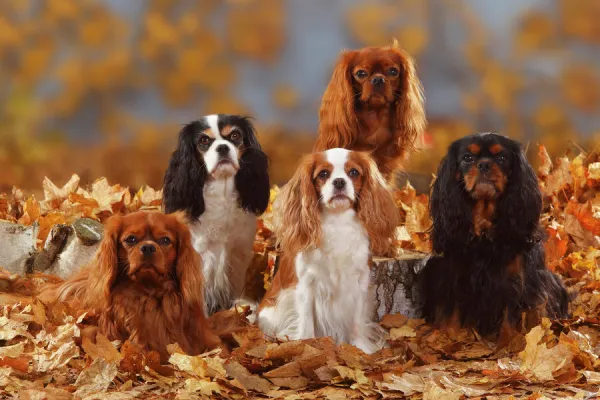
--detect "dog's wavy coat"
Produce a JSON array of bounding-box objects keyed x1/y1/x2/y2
[
  {"x1": 163, "y1": 114, "x2": 270, "y2": 315},
  {"x1": 258, "y1": 148, "x2": 398, "y2": 354},
  {"x1": 422, "y1": 132, "x2": 569, "y2": 336},
  {"x1": 313, "y1": 42, "x2": 426, "y2": 181},
  {"x1": 42, "y1": 211, "x2": 221, "y2": 361}
]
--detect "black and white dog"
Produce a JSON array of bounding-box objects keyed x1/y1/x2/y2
[{"x1": 163, "y1": 114, "x2": 270, "y2": 315}]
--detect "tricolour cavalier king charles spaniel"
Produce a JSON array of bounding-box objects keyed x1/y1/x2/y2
[
  {"x1": 257, "y1": 148, "x2": 399, "y2": 354},
  {"x1": 422, "y1": 132, "x2": 569, "y2": 336},
  {"x1": 163, "y1": 114, "x2": 270, "y2": 315},
  {"x1": 42, "y1": 211, "x2": 221, "y2": 362},
  {"x1": 313, "y1": 42, "x2": 426, "y2": 181}
]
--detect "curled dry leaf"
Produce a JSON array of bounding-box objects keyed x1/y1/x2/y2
[{"x1": 74, "y1": 357, "x2": 118, "y2": 397}]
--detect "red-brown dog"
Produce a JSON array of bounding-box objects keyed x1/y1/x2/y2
[
  {"x1": 314, "y1": 42, "x2": 426, "y2": 181},
  {"x1": 40, "y1": 211, "x2": 221, "y2": 361}
]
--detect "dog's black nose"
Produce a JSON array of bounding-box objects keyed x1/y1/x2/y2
[
  {"x1": 371, "y1": 76, "x2": 385, "y2": 86},
  {"x1": 140, "y1": 243, "x2": 156, "y2": 256},
  {"x1": 216, "y1": 144, "x2": 230, "y2": 156},
  {"x1": 477, "y1": 160, "x2": 491, "y2": 173},
  {"x1": 333, "y1": 178, "x2": 346, "y2": 189}
]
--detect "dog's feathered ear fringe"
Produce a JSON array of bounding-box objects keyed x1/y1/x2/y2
[
  {"x1": 429, "y1": 142, "x2": 472, "y2": 253},
  {"x1": 314, "y1": 50, "x2": 360, "y2": 151},
  {"x1": 235, "y1": 118, "x2": 271, "y2": 215},
  {"x1": 163, "y1": 122, "x2": 207, "y2": 220},
  {"x1": 496, "y1": 143, "x2": 543, "y2": 245}
]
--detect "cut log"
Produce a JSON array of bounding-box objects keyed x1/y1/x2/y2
[
  {"x1": 0, "y1": 221, "x2": 38, "y2": 274},
  {"x1": 370, "y1": 252, "x2": 429, "y2": 319},
  {"x1": 25, "y1": 218, "x2": 103, "y2": 279}
]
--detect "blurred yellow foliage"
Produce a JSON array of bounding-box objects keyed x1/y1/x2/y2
[{"x1": 0, "y1": 0, "x2": 598, "y2": 193}]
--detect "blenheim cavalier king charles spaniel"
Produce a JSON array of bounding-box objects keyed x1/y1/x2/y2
[
  {"x1": 257, "y1": 148, "x2": 398, "y2": 354},
  {"x1": 42, "y1": 211, "x2": 221, "y2": 361},
  {"x1": 313, "y1": 42, "x2": 426, "y2": 181},
  {"x1": 422, "y1": 133, "x2": 569, "y2": 336},
  {"x1": 163, "y1": 114, "x2": 270, "y2": 315}
]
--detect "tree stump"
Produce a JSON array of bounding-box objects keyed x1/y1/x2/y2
[
  {"x1": 0, "y1": 221, "x2": 38, "y2": 273},
  {"x1": 25, "y1": 218, "x2": 103, "y2": 278},
  {"x1": 370, "y1": 252, "x2": 429, "y2": 319}
]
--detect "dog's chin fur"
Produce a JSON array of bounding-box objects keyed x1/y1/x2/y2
[
  {"x1": 326, "y1": 196, "x2": 353, "y2": 211},
  {"x1": 471, "y1": 181, "x2": 498, "y2": 200},
  {"x1": 210, "y1": 162, "x2": 238, "y2": 179}
]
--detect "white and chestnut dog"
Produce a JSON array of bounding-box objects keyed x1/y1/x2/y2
[
  {"x1": 163, "y1": 114, "x2": 270, "y2": 315},
  {"x1": 257, "y1": 148, "x2": 398, "y2": 353}
]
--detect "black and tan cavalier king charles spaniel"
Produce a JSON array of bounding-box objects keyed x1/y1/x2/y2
[
  {"x1": 163, "y1": 114, "x2": 270, "y2": 315},
  {"x1": 422, "y1": 132, "x2": 569, "y2": 336}
]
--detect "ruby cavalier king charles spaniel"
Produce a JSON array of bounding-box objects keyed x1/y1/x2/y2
[
  {"x1": 257, "y1": 148, "x2": 399, "y2": 354},
  {"x1": 313, "y1": 42, "x2": 426, "y2": 181},
  {"x1": 422, "y1": 132, "x2": 569, "y2": 336},
  {"x1": 42, "y1": 211, "x2": 221, "y2": 362}
]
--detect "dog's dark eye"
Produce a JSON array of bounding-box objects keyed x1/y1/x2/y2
[
  {"x1": 124, "y1": 235, "x2": 137, "y2": 244},
  {"x1": 462, "y1": 154, "x2": 475, "y2": 164},
  {"x1": 158, "y1": 237, "x2": 172, "y2": 246},
  {"x1": 355, "y1": 70, "x2": 367, "y2": 79},
  {"x1": 348, "y1": 168, "x2": 360, "y2": 178},
  {"x1": 229, "y1": 131, "x2": 241, "y2": 141},
  {"x1": 387, "y1": 67, "x2": 399, "y2": 77},
  {"x1": 496, "y1": 155, "x2": 507, "y2": 164},
  {"x1": 318, "y1": 170, "x2": 330, "y2": 179},
  {"x1": 199, "y1": 135, "x2": 211, "y2": 145}
]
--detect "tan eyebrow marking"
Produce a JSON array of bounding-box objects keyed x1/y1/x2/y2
[
  {"x1": 202, "y1": 128, "x2": 216, "y2": 138},
  {"x1": 221, "y1": 125, "x2": 236, "y2": 136},
  {"x1": 489, "y1": 144, "x2": 504, "y2": 155},
  {"x1": 468, "y1": 143, "x2": 481, "y2": 154}
]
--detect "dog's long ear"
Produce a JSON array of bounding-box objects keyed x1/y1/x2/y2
[
  {"x1": 235, "y1": 118, "x2": 270, "y2": 215},
  {"x1": 163, "y1": 122, "x2": 207, "y2": 220},
  {"x1": 356, "y1": 154, "x2": 399, "y2": 256},
  {"x1": 171, "y1": 212, "x2": 205, "y2": 312},
  {"x1": 314, "y1": 50, "x2": 359, "y2": 151},
  {"x1": 390, "y1": 44, "x2": 426, "y2": 156},
  {"x1": 497, "y1": 143, "x2": 542, "y2": 243},
  {"x1": 276, "y1": 155, "x2": 320, "y2": 254},
  {"x1": 429, "y1": 143, "x2": 472, "y2": 253},
  {"x1": 84, "y1": 214, "x2": 122, "y2": 308}
]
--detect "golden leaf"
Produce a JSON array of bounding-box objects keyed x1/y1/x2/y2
[
  {"x1": 40, "y1": 174, "x2": 80, "y2": 212},
  {"x1": 560, "y1": 64, "x2": 600, "y2": 113},
  {"x1": 346, "y1": 4, "x2": 397, "y2": 46},
  {"x1": 272, "y1": 84, "x2": 299, "y2": 109},
  {"x1": 515, "y1": 11, "x2": 557, "y2": 54},
  {"x1": 393, "y1": 26, "x2": 428, "y2": 57},
  {"x1": 226, "y1": 0, "x2": 286, "y2": 62}
]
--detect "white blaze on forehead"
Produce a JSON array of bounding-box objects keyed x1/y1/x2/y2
[
  {"x1": 322, "y1": 148, "x2": 355, "y2": 204},
  {"x1": 204, "y1": 114, "x2": 222, "y2": 139},
  {"x1": 201, "y1": 114, "x2": 239, "y2": 175},
  {"x1": 325, "y1": 148, "x2": 350, "y2": 177}
]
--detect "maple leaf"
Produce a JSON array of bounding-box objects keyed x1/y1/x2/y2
[
  {"x1": 542, "y1": 156, "x2": 573, "y2": 197},
  {"x1": 182, "y1": 378, "x2": 223, "y2": 396},
  {"x1": 519, "y1": 323, "x2": 576, "y2": 382},
  {"x1": 74, "y1": 357, "x2": 118, "y2": 397},
  {"x1": 566, "y1": 200, "x2": 600, "y2": 235},
  {"x1": 538, "y1": 144, "x2": 553, "y2": 177},
  {"x1": 168, "y1": 349, "x2": 226, "y2": 379},
  {"x1": 40, "y1": 174, "x2": 80, "y2": 212},
  {"x1": 76, "y1": 177, "x2": 130, "y2": 216}
]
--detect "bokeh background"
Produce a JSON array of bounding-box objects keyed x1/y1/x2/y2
[{"x1": 1, "y1": 0, "x2": 599, "y2": 195}]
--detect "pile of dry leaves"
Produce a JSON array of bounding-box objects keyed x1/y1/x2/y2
[{"x1": 1, "y1": 146, "x2": 600, "y2": 399}]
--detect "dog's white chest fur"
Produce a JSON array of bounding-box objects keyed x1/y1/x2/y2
[
  {"x1": 188, "y1": 176, "x2": 256, "y2": 314},
  {"x1": 258, "y1": 209, "x2": 382, "y2": 353}
]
